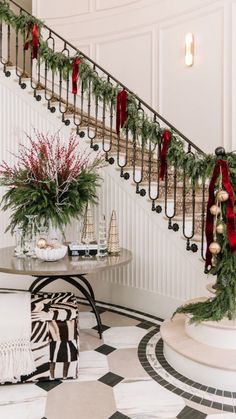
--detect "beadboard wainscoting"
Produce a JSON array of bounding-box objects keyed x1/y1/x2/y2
[{"x1": 0, "y1": 70, "x2": 210, "y2": 319}]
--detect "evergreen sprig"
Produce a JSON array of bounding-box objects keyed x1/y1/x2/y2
[{"x1": 0, "y1": 132, "x2": 103, "y2": 233}]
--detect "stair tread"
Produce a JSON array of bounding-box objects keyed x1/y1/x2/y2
[{"x1": 161, "y1": 313, "x2": 236, "y2": 371}]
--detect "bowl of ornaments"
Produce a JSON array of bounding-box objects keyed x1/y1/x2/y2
[{"x1": 35, "y1": 238, "x2": 67, "y2": 261}]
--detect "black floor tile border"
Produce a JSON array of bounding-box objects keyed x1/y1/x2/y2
[
  {"x1": 137, "y1": 328, "x2": 236, "y2": 412},
  {"x1": 77, "y1": 297, "x2": 163, "y2": 324}
]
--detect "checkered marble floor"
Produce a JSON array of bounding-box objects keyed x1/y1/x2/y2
[{"x1": 1, "y1": 301, "x2": 236, "y2": 419}]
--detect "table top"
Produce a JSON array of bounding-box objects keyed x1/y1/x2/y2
[{"x1": 0, "y1": 246, "x2": 132, "y2": 277}]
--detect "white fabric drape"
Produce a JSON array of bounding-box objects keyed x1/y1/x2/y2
[{"x1": 0, "y1": 290, "x2": 35, "y2": 382}]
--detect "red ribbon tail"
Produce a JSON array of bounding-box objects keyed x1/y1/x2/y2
[
  {"x1": 32, "y1": 23, "x2": 38, "y2": 59},
  {"x1": 116, "y1": 90, "x2": 127, "y2": 135},
  {"x1": 72, "y1": 58, "x2": 80, "y2": 95},
  {"x1": 221, "y1": 161, "x2": 236, "y2": 252},
  {"x1": 159, "y1": 130, "x2": 171, "y2": 180}
]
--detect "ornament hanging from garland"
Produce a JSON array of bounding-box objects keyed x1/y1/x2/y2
[
  {"x1": 216, "y1": 190, "x2": 229, "y2": 202},
  {"x1": 205, "y1": 159, "x2": 236, "y2": 270},
  {"x1": 209, "y1": 204, "x2": 221, "y2": 216},
  {"x1": 216, "y1": 222, "x2": 225, "y2": 234},
  {"x1": 116, "y1": 89, "x2": 127, "y2": 135}
]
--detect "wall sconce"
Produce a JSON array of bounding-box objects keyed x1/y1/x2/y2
[{"x1": 185, "y1": 33, "x2": 194, "y2": 67}]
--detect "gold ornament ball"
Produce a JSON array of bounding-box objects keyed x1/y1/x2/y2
[
  {"x1": 209, "y1": 241, "x2": 221, "y2": 255},
  {"x1": 216, "y1": 223, "x2": 225, "y2": 234},
  {"x1": 210, "y1": 205, "x2": 221, "y2": 216},
  {"x1": 37, "y1": 238, "x2": 47, "y2": 249},
  {"x1": 217, "y1": 190, "x2": 229, "y2": 202}
]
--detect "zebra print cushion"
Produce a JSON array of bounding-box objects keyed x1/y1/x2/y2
[{"x1": 22, "y1": 292, "x2": 79, "y2": 382}]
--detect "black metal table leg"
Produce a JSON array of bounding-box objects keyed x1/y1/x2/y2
[
  {"x1": 77, "y1": 274, "x2": 95, "y2": 300},
  {"x1": 29, "y1": 276, "x2": 50, "y2": 292}
]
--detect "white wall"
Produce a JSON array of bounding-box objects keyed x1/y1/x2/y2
[
  {"x1": 32, "y1": 0, "x2": 235, "y2": 152},
  {"x1": 0, "y1": 69, "x2": 211, "y2": 319}
]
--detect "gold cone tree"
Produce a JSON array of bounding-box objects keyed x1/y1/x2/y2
[
  {"x1": 108, "y1": 210, "x2": 120, "y2": 255},
  {"x1": 81, "y1": 203, "x2": 96, "y2": 244}
]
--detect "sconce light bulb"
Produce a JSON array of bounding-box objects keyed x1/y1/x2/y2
[{"x1": 185, "y1": 33, "x2": 194, "y2": 67}]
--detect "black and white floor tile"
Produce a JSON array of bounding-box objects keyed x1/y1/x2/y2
[{"x1": 1, "y1": 300, "x2": 236, "y2": 419}]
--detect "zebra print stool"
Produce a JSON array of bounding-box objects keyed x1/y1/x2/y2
[{"x1": 22, "y1": 292, "x2": 79, "y2": 382}]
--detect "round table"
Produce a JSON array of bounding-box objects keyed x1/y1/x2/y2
[{"x1": 0, "y1": 246, "x2": 132, "y2": 338}]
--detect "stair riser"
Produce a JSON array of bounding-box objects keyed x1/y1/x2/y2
[{"x1": 164, "y1": 343, "x2": 236, "y2": 392}]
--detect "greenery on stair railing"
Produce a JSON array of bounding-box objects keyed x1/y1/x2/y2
[
  {"x1": 2, "y1": 0, "x2": 236, "y2": 324},
  {"x1": 0, "y1": 0, "x2": 207, "y2": 171}
]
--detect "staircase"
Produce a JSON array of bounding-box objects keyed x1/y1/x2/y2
[{"x1": 0, "y1": 0, "x2": 210, "y2": 267}]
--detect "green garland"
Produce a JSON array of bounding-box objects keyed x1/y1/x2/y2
[
  {"x1": 2, "y1": 1, "x2": 236, "y2": 323},
  {"x1": 0, "y1": 0, "x2": 209, "y2": 173}
]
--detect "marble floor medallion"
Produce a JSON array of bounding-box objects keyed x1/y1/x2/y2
[{"x1": 1, "y1": 300, "x2": 235, "y2": 419}]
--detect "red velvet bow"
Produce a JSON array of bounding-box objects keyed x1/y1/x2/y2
[
  {"x1": 205, "y1": 159, "x2": 236, "y2": 269},
  {"x1": 159, "y1": 130, "x2": 171, "y2": 180},
  {"x1": 72, "y1": 57, "x2": 80, "y2": 95},
  {"x1": 116, "y1": 90, "x2": 127, "y2": 135},
  {"x1": 24, "y1": 22, "x2": 38, "y2": 59}
]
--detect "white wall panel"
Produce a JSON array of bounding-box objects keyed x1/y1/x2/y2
[
  {"x1": 33, "y1": 0, "x2": 90, "y2": 20},
  {"x1": 96, "y1": 31, "x2": 153, "y2": 104},
  {"x1": 159, "y1": 8, "x2": 223, "y2": 152},
  {"x1": 95, "y1": 0, "x2": 141, "y2": 11}
]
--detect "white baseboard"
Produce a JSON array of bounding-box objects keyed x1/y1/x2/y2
[{"x1": 87, "y1": 276, "x2": 183, "y2": 320}]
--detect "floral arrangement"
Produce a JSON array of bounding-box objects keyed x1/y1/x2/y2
[{"x1": 0, "y1": 132, "x2": 103, "y2": 233}]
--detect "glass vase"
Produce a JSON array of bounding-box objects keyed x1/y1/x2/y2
[{"x1": 24, "y1": 215, "x2": 38, "y2": 258}]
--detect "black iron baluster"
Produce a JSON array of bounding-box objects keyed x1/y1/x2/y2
[
  {"x1": 29, "y1": 39, "x2": 38, "y2": 99},
  {"x1": 58, "y1": 42, "x2": 70, "y2": 125},
  {"x1": 80, "y1": 80, "x2": 85, "y2": 129},
  {"x1": 148, "y1": 116, "x2": 160, "y2": 211},
  {"x1": 133, "y1": 103, "x2": 145, "y2": 196},
  {"x1": 118, "y1": 127, "x2": 129, "y2": 179},
  {"x1": 101, "y1": 85, "x2": 107, "y2": 160},
  {"x1": 182, "y1": 145, "x2": 198, "y2": 252},
  {"x1": 164, "y1": 159, "x2": 179, "y2": 232},
  {"x1": 201, "y1": 180, "x2": 206, "y2": 261},
  {"x1": 15, "y1": 25, "x2": 21, "y2": 82},
  {"x1": 108, "y1": 79, "x2": 114, "y2": 165},
  {"x1": 139, "y1": 106, "x2": 146, "y2": 197},
  {"x1": 87, "y1": 89, "x2": 99, "y2": 146},
  {"x1": 44, "y1": 31, "x2": 55, "y2": 112},
  {"x1": 72, "y1": 69, "x2": 85, "y2": 137},
  {"x1": 0, "y1": 23, "x2": 2, "y2": 64},
  {"x1": 101, "y1": 77, "x2": 114, "y2": 165},
  {"x1": 4, "y1": 24, "x2": 11, "y2": 76},
  {"x1": 19, "y1": 24, "x2": 27, "y2": 89},
  {"x1": 87, "y1": 73, "x2": 99, "y2": 151}
]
